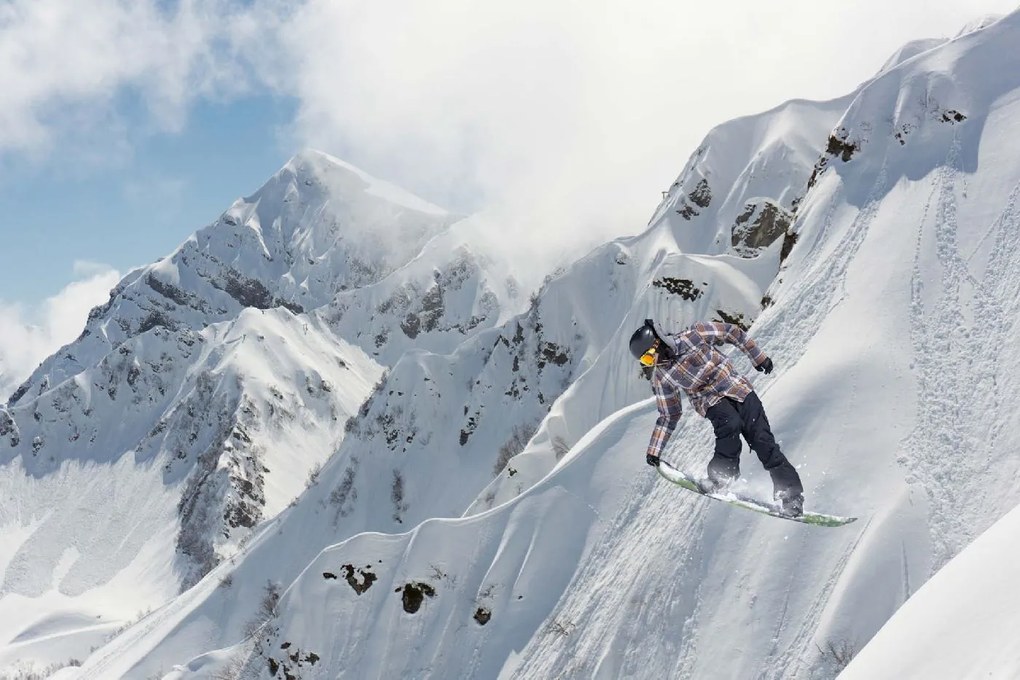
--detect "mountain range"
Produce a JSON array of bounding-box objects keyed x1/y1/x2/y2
[{"x1": 4, "y1": 10, "x2": 1020, "y2": 679}]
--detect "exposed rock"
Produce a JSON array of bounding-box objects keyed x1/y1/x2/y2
[
  {"x1": 689, "y1": 178, "x2": 712, "y2": 208},
  {"x1": 732, "y1": 200, "x2": 793, "y2": 256},
  {"x1": 653, "y1": 277, "x2": 703, "y2": 301},
  {"x1": 780, "y1": 230, "x2": 800, "y2": 265},
  {"x1": 825, "y1": 129, "x2": 859, "y2": 162},
  {"x1": 713, "y1": 310, "x2": 750, "y2": 331},
  {"x1": 940, "y1": 109, "x2": 966, "y2": 123},
  {"x1": 341, "y1": 564, "x2": 378, "y2": 595},
  {"x1": 676, "y1": 179, "x2": 712, "y2": 220},
  {"x1": 808, "y1": 127, "x2": 859, "y2": 190},
  {"x1": 396, "y1": 581, "x2": 436, "y2": 613},
  {"x1": 0, "y1": 409, "x2": 19, "y2": 447},
  {"x1": 267, "y1": 646, "x2": 321, "y2": 679},
  {"x1": 146, "y1": 274, "x2": 206, "y2": 311},
  {"x1": 219, "y1": 268, "x2": 274, "y2": 309}
]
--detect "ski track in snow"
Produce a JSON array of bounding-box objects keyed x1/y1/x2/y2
[
  {"x1": 755, "y1": 160, "x2": 889, "y2": 383},
  {"x1": 764, "y1": 517, "x2": 874, "y2": 680},
  {"x1": 506, "y1": 430, "x2": 869, "y2": 680},
  {"x1": 904, "y1": 133, "x2": 1020, "y2": 570},
  {"x1": 900, "y1": 540, "x2": 912, "y2": 602},
  {"x1": 505, "y1": 453, "x2": 712, "y2": 680}
]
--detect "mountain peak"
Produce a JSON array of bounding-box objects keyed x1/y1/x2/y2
[
  {"x1": 277, "y1": 149, "x2": 448, "y2": 217},
  {"x1": 877, "y1": 38, "x2": 947, "y2": 74},
  {"x1": 956, "y1": 14, "x2": 1003, "y2": 37}
]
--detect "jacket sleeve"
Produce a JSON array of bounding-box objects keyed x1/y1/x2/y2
[
  {"x1": 693, "y1": 321, "x2": 767, "y2": 368},
  {"x1": 647, "y1": 376, "x2": 683, "y2": 459}
]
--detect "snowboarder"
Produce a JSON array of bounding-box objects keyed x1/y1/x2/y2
[{"x1": 629, "y1": 319, "x2": 804, "y2": 517}]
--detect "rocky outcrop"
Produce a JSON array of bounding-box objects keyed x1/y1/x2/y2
[
  {"x1": 732, "y1": 200, "x2": 794, "y2": 256},
  {"x1": 676, "y1": 178, "x2": 713, "y2": 220}
]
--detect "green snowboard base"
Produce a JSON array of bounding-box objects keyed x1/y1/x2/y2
[{"x1": 657, "y1": 460, "x2": 857, "y2": 528}]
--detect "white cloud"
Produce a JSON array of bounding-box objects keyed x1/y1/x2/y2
[
  {"x1": 2, "y1": 1, "x2": 1018, "y2": 294},
  {"x1": 263, "y1": 0, "x2": 1020, "y2": 281},
  {"x1": 0, "y1": 0, "x2": 271, "y2": 167},
  {"x1": 0, "y1": 263, "x2": 121, "y2": 398}
]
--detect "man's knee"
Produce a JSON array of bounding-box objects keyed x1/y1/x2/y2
[
  {"x1": 708, "y1": 404, "x2": 741, "y2": 439},
  {"x1": 714, "y1": 427, "x2": 741, "y2": 459}
]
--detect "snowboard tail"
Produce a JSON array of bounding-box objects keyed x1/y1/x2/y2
[{"x1": 656, "y1": 460, "x2": 857, "y2": 527}]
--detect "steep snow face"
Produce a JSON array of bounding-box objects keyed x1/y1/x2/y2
[
  {"x1": 877, "y1": 38, "x2": 947, "y2": 74},
  {"x1": 509, "y1": 14, "x2": 1020, "y2": 677},
  {"x1": 472, "y1": 92, "x2": 849, "y2": 514},
  {"x1": 0, "y1": 310, "x2": 383, "y2": 671},
  {"x1": 318, "y1": 215, "x2": 524, "y2": 367},
  {"x1": 68, "y1": 293, "x2": 587, "y2": 676},
  {"x1": 208, "y1": 150, "x2": 453, "y2": 308},
  {"x1": 468, "y1": 241, "x2": 784, "y2": 515},
  {"x1": 840, "y1": 502, "x2": 1020, "y2": 679},
  {"x1": 769, "y1": 9, "x2": 1020, "y2": 566},
  {"x1": 647, "y1": 95, "x2": 854, "y2": 257}
]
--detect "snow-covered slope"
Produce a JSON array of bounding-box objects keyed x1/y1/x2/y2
[
  {"x1": 839, "y1": 502, "x2": 1020, "y2": 679},
  {"x1": 11, "y1": 10, "x2": 1020, "y2": 680},
  {"x1": 48, "y1": 32, "x2": 864, "y2": 680},
  {"x1": 0, "y1": 152, "x2": 522, "y2": 674},
  {"x1": 0, "y1": 310, "x2": 381, "y2": 670},
  {"x1": 472, "y1": 88, "x2": 849, "y2": 509},
  {"x1": 317, "y1": 214, "x2": 524, "y2": 367}
]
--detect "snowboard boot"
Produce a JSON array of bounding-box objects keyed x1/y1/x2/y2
[
  {"x1": 700, "y1": 469, "x2": 737, "y2": 495},
  {"x1": 704, "y1": 456, "x2": 739, "y2": 495},
  {"x1": 776, "y1": 489, "x2": 804, "y2": 518}
]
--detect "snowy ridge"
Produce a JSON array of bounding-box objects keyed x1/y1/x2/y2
[
  {"x1": 474, "y1": 85, "x2": 851, "y2": 511},
  {"x1": 0, "y1": 308, "x2": 384, "y2": 671},
  {"x1": 87, "y1": 399, "x2": 650, "y2": 679},
  {"x1": 648, "y1": 94, "x2": 854, "y2": 256},
  {"x1": 318, "y1": 215, "x2": 523, "y2": 367}
]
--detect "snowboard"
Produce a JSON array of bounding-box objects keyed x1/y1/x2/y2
[{"x1": 656, "y1": 460, "x2": 857, "y2": 527}]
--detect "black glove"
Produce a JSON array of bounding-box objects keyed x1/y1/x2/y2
[
  {"x1": 756, "y1": 357, "x2": 774, "y2": 374},
  {"x1": 646, "y1": 453, "x2": 660, "y2": 467}
]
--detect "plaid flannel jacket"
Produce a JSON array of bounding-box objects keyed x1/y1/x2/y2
[{"x1": 646, "y1": 321, "x2": 769, "y2": 461}]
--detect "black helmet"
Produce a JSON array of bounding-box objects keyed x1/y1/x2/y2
[{"x1": 629, "y1": 319, "x2": 659, "y2": 361}]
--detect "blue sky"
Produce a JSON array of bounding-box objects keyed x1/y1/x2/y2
[
  {"x1": 1, "y1": 0, "x2": 1017, "y2": 393},
  {"x1": 1, "y1": 93, "x2": 296, "y2": 304}
]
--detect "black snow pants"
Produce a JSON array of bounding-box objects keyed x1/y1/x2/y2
[{"x1": 703, "y1": 391, "x2": 803, "y2": 497}]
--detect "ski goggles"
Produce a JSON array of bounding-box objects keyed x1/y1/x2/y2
[{"x1": 638, "y1": 345, "x2": 658, "y2": 367}]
